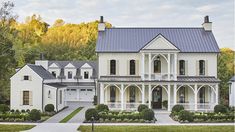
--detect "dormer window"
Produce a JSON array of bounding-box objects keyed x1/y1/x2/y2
[
  {"x1": 23, "y1": 76, "x2": 29, "y2": 80},
  {"x1": 68, "y1": 71, "x2": 72, "y2": 79},
  {"x1": 84, "y1": 71, "x2": 89, "y2": 79},
  {"x1": 51, "y1": 71, "x2": 56, "y2": 77}
]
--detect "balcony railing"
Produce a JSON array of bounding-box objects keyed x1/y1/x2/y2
[{"x1": 143, "y1": 73, "x2": 175, "y2": 80}]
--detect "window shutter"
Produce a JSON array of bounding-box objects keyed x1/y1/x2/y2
[
  {"x1": 185, "y1": 60, "x2": 188, "y2": 76},
  {"x1": 127, "y1": 60, "x2": 129, "y2": 75},
  {"x1": 196, "y1": 60, "x2": 199, "y2": 76},
  {"x1": 29, "y1": 91, "x2": 33, "y2": 106},
  {"x1": 205, "y1": 60, "x2": 208, "y2": 76},
  {"x1": 20, "y1": 91, "x2": 23, "y2": 105},
  {"x1": 107, "y1": 60, "x2": 110, "y2": 75},
  {"x1": 177, "y1": 61, "x2": 179, "y2": 75},
  {"x1": 136, "y1": 60, "x2": 139, "y2": 75},
  {"x1": 116, "y1": 60, "x2": 119, "y2": 75}
]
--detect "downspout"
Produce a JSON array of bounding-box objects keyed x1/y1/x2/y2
[
  {"x1": 42, "y1": 79, "x2": 44, "y2": 112},
  {"x1": 56, "y1": 88, "x2": 58, "y2": 112}
]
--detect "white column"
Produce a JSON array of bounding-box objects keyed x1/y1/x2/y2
[
  {"x1": 194, "y1": 84, "x2": 198, "y2": 111},
  {"x1": 168, "y1": 84, "x2": 171, "y2": 111},
  {"x1": 215, "y1": 84, "x2": 219, "y2": 105},
  {"x1": 168, "y1": 53, "x2": 171, "y2": 80},
  {"x1": 142, "y1": 84, "x2": 145, "y2": 104},
  {"x1": 142, "y1": 53, "x2": 145, "y2": 80},
  {"x1": 174, "y1": 84, "x2": 177, "y2": 105},
  {"x1": 148, "y1": 84, "x2": 151, "y2": 108},
  {"x1": 174, "y1": 53, "x2": 177, "y2": 80},
  {"x1": 121, "y1": 84, "x2": 124, "y2": 110},
  {"x1": 100, "y1": 83, "x2": 104, "y2": 104},
  {"x1": 148, "y1": 53, "x2": 151, "y2": 80}
]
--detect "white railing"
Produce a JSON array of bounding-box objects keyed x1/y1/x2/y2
[
  {"x1": 106, "y1": 102, "x2": 121, "y2": 110},
  {"x1": 143, "y1": 73, "x2": 175, "y2": 80},
  {"x1": 124, "y1": 103, "x2": 142, "y2": 110},
  {"x1": 177, "y1": 103, "x2": 195, "y2": 111},
  {"x1": 175, "y1": 103, "x2": 215, "y2": 111}
]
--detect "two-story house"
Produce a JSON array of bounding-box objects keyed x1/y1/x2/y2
[
  {"x1": 10, "y1": 59, "x2": 97, "y2": 111},
  {"x1": 96, "y1": 16, "x2": 220, "y2": 111}
]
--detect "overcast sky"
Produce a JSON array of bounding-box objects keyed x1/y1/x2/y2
[{"x1": 11, "y1": 0, "x2": 234, "y2": 50}]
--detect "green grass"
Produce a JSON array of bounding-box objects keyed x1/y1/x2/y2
[
  {"x1": 59, "y1": 107, "x2": 83, "y2": 123},
  {"x1": 78, "y1": 125, "x2": 234, "y2": 132},
  {"x1": 0, "y1": 124, "x2": 35, "y2": 132}
]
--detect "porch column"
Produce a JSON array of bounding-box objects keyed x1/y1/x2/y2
[
  {"x1": 148, "y1": 53, "x2": 151, "y2": 80},
  {"x1": 215, "y1": 84, "x2": 219, "y2": 105},
  {"x1": 100, "y1": 83, "x2": 104, "y2": 104},
  {"x1": 121, "y1": 84, "x2": 124, "y2": 110},
  {"x1": 148, "y1": 84, "x2": 151, "y2": 108},
  {"x1": 174, "y1": 53, "x2": 177, "y2": 80},
  {"x1": 173, "y1": 84, "x2": 177, "y2": 105},
  {"x1": 194, "y1": 84, "x2": 198, "y2": 111},
  {"x1": 142, "y1": 53, "x2": 145, "y2": 80},
  {"x1": 168, "y1": 53, "x2": 171, "y2": 80},
  {"x1": 168, "y1": 84, "x2": 171, "y2": 111},
  {"x1": 142, "y1": 84, "x2": 145, "y2": 104}
]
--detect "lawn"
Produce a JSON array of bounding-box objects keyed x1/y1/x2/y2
[
  {"x1": 0, "y1": 124, "x2": 35, "y2": 132},
  {"x1": 78, "y1": 125, "x2": 234, "y2": 132},
  {"x1": 59, "y1": 107, "x2": 83, "y2": 123}
]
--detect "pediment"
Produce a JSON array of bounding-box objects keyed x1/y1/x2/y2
[
  {"x1": 81, "y1": 63, "x2": 92, "y2": 69},
  {"x1": 142, "y1": 34, "x2": 179, "y2": 50},
  {"x1": 49, "y1": 63, "x2": 59, "y2": 68},
  {"x1": 65, "y1": 63, "x2": 75, "y2": 68}
]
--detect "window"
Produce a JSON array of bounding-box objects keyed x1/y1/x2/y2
[
  {"x1": 23, "y1": 76, "x2": 29, "y2": 80},
  {"x1": 179, "y1": 60, "x2": 185, "y2": 75},
  {"x1": 71, "y1": 89, "x2": 76, "y2": 91},
  {"x1": 110, "y1": 86, "x2": 116, "y2": 102},
  {"x1": 154, "y1": 59, "x2": 161, "y2": 73},
  {"x1": 68, "y1": 71, "x2": 72, "y2": 79},
  {"x1": 51, "y1": 71, "x2": 56, "y2": 77},
  {"x1": 179, "y1": 87, "x2": 185, "y2": 103},
  {"x1": 129, "y1": 87, "x2": 136, "y2": 102},
  {"x1": 110, "y1": 60, "x2": 116, "y2": 75},
  {"x1": 59, "y1": 90, "x2": 62, "y2": 104},
  {"x1": 84, "y1": 71, "x2": 89, "y2": 79},
  {"x1": 23, "y1": 91, "x2": 29, "y2": 105},
  {"x1": 130, "y1": 60, "x2": 136, "y2": 75},
  {"x1": 80, "y1": 89, "x2": 86, "y2": 91},
  {"x1": 48, "y1": 90, "x2": 51, "y2": 98},
  {"x1": 87, "y1": 89, "x2": 93, "y2": 91},
  {"x1": 199, "y1": 60, "x2": 205, "y2": 75},
  {"x1": 199, "y1": 87, "x2": 205, "y2": 103}
]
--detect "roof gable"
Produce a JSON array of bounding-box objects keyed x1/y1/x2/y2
[
  {"x1": 65, "y1": 63, "x2": 76, "y2": 68},
  {"x1": 81, "y1": 63, "x2": 92, "y2": 69},
  {"x1": 142, "y1": 34, "x2": 179, "y2": 50},
  {"x1": 49, "y1": 63, "x2": 60, "y2": 68}
]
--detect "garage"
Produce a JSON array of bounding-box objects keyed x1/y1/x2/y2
[
  {"x1": 79, "y1": 87, "x2": 95, "y2": 101},
  {"x1": 66, "y1": 88, "x2": 78, "y2": 101}
]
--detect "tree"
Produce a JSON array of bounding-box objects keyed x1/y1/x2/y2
[{"x1": 53, "y1": 19, "x2": 65, "y2": 27}]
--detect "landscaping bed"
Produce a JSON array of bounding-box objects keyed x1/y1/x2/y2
[{"x1": 84, "y1": 104, "x2": 156, "y2": 123}]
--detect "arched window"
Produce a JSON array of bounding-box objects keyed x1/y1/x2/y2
[
  {"x1": 130, "y1": 60, "x2": 136, "y2": 75},
  {"x1": 129, "y1": 87, "x2": 136, "y2": 102},
  {"x1": 110, "y1": 60, "x2": 116, "y2": 75},
  {"x1": 110, "y1": 86, "x2": 116, "y2": 102},
  {"x1": 48, "y1": 90, "x2": 51, "y2": 98},
  {"x1": 179, "y1": 60, "x2": 185, "y2": 75},
  {"x1": 154, "y1": 59, "x2": 161, "y2": 73},
  {"x1": 199, "y1": 60, "x2": 205, "y2": 75}
]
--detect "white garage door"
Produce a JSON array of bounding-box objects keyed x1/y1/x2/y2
[
  {"x1": 79, "y1": 88, "x2": 95, "y2": 101},
  {"x1": 66, "y1": 88, "x2": 77, "y2": 101}
]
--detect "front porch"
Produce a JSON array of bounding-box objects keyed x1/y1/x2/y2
[{"x1": 99, "y1": 79, "x2": 219, "y2": 112}]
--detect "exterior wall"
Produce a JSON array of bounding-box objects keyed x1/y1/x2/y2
[
  {"x1": 48, "y1": 68, "x2": 61, "y2": 79},
  {"x1": 64, "y1": 68, "x2": 77, "y2": 82},
  {"x1": 229, "y1": 82, "x2": 235, "y2": 106},
  {"x1": 10, "y1": 65, "x2": 43, "y2": 111},
  {"x1": 43, "y1": 85, "x2": 57, "y2": 111},
  {"x1": 80, "y1": 68, "x2": 93, "y2": 82},
  {"x1": 57, "y1": 88, "x2": 67, "y2": 111}
]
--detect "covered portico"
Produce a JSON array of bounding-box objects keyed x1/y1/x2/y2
[{"x1": 99, "y1": 76, "x2": 220, "y2": 111}]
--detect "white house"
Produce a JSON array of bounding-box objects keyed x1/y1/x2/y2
[
  {"x1": 10, "y1": 60, "x2": 97, "y2": 112},
  {"x1": 96, "y1": 16, "x2": 220, "y2": 111},
  {"x1": 229, "y1": 76, "x2": 235, "y2": 107}
]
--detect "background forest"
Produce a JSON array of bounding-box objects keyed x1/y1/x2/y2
[{"x1": 0, "y1": 1, "x2": 234, "y2": 105}]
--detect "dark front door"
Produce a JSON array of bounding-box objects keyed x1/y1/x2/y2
[{"x1": 152, "y1": 87, "x2": 162, "y2": 109}]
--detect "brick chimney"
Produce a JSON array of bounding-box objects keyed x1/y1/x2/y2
[
  {"x1": 202, "y1": 16, "x2": 212, "y2": 31},
  {"x1": 98, "y1": 16, "x2": 105, "y2": 31}
]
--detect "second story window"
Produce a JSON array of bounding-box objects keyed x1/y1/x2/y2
[
  {"x1": 110, "y1": 60, "x2": 116, "y2": 75},
  {"x1": 130, "y1": 60, "x2": 136, "y2": 75},
  {"x1": 179, "y1": 60, "x2": 185, "y2": 75},
  {"x1": 84, "y1": 71, "x2": 89, "y2": 79},
  {"x1": 68, "y1": 71, "x2": 72, "y2": 79},
  {"x1": 51, "y1": 71, "x2": 56, "y2": 77},
  {"x1": 23, "y1": 75, "x2": 29, "y2": 80},
  {"x1": 199, "y1": 60, "x2": 205, "y2": 75},
  {"x1": 154, "y1": 59, "x2": 161, "y2": 73}
]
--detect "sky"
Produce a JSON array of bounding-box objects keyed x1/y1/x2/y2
[{"x1": 10, "y1": 0, "x2": 234, "y2": 50}]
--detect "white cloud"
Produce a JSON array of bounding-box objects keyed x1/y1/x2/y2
[{"x1": 196, "y1": 5, "x2": 219, "y2": 13}]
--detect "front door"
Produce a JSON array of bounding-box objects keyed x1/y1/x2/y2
[{"x1": 152, "y1": 87, "x2": 162, "y2": 109}]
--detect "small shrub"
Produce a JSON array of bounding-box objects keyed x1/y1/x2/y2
[
  {"x1": 137, "y1": 104, "x2": 148, "y2": 112},
  {"x1": 178, "y1": 110, "x2": 194, "y2": 122},
  {"x1": 141, "y1": 108, "x2": 155, "y2": 121},
  {"x1": 21, "y1": 109, "x2": 26, "y2": 113},
  {"x1": 44, "y1": 104, "x2": 55, "y2": 112},
  {"x1": 29, "y1": 109, "x2": 41, "y2": 121},
  {"x1": 111, "y1": 118, "x2": 116, "y2": 122},
  {"x1": 93, "y1": 95, "x2": 97, "y2": 105},
  {"x1": 123, "y1": 118, "x2": 129, "y2": 122},
  {"x1": 0, "y1": 104, "x2": 10, "y2": 113},
  {"x1": 10, "y1": 109, "x2": 15, "y2": 113},
  {"x1": 26, "y1": 109, "x2": 30, "y2": 113},
  {"x1": 99, "y1": 118, "x2": 104, "y2": 122},
  {"x1": 162, "y1": 100, "x2": 168, "y2": 109},
  {"x1": 85, "y1": 108, "x2": 99, "y2": 121},
  {"x1": 104, "y1": 118, "x2": 110, "y2": 122},
  {"x1": 15, "y1": 109, "x2": 20, "y2": 113},
  {"x1": 116, "y1": 118, "x2": 122, "y2": 122},
  {"x1": 96, "y1": 104, "x2": 109, "y2": 112},
  {"x1": 172, "y1": 105, "x2": 184, "y2": 113},
  {"x1": 214, "y1": 104, "x2": 228, "y2": 113}
]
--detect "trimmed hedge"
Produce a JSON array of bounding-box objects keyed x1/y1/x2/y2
[
  {"x1": 141, "y1": 109, "x2": 155, "y2": 121},
  {"x1": 178, "y1": 110, "x2": 193, "y2": 122},
  {"x1": 96, "y1": 104, "x2": 109, "y2": 112},
  {"x1": 214, "y1": 104, "x2": 228, "y2": 113},
  {"x1": 137, "y1": 104, "x2": 148, "y2": 112},
  {"x1": 85, "y1": 108, "x2": 99, "y2": 121},
  {"x1": 44, "y1": 104, "x2": 55, "y2": 112},
  {"x1": 171, "y1": 105, "x2": 184, "y2": 113},
  {"x1": 29, "y1": 109, "x2": 41, "y2": 121}
]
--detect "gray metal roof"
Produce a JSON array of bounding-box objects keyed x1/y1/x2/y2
[
  {"x1": 61, "y1": 82, "x2": 95, "y2": 87},
  {"x1": 96, "y1": 28, "x2": 220, "y2": 53},
  {"x1": 27, "y1": 64, "x2": 55, "y2": 79},
  {"x1": 177, "y1": 76, "x2": 220, "y2": 83},
  {"x1": 45, "y1": 83, "x2": 67, "y2": 88},
  {"x1": 229, "y1": 76, "x2": 235, "y2": 82}
]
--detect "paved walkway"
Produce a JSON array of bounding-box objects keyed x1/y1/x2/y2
[{"x1": 154, "y1": 111, "x2": 179, "y2": 124}]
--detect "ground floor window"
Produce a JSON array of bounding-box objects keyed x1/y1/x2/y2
[
  {"x1": 199, "y1": 87, "x2": 205, "y2": 103},
  {"x1": 23, "y1": 91, "x2": 29, "y2": 105}
]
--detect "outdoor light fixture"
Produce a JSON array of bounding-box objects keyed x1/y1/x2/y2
[{"x1": 156, "y1": 56, "x2": 160, "y2": 61}]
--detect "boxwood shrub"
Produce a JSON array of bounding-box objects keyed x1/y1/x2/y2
[
  {"x1": 137, "y1": 104, "x2": 148, "y2": 112},
  {"x1": 0, "y1": 104, "x2": 10, "y2": 113},
  {"x1": 140, "y1": 108, "x2": 155, "y2": 121},
  {"x1": 29, "y1": 109, "x2": 41, "y2": 121},
  {"x1": 96, "y1": 104, "x2": 109, "y2": 112},
  {"x1": 85, "y1": 108, "x2": 99, "y2": 121},
  {"x1": 44, "y1": 104, "x2": 55, "y2": 112},
  {"x1": 172, "y1": 105, "x2": 184, "y2": 113},
  {"x1": 214, "y1": 104, "x2": 228, "y2": 113},
  {"x1": 178, "y1": 110, "x2": 193, "y2": 122}
]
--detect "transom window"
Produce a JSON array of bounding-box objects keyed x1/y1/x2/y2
[
  {"x1": 84, "y1": 71, "x2": 89, "y2": 79},
  {"x1": 130, "y1": 60, "x2": 136, "y2": 75},
  {"x1": 68, "y1": 71, "x2": 72, "y2": 79},
  {"x1": 199, "y1": 60, "x2": 205, "y2": 75},
  {"x1": 110, "y1": 60, "x2": 116, "y2": 75},
  {"x1": 23, "y1": 91, "x2": 29, "y2": 105},
  {"x1": 179, "y1": 60, "x2": 185, "y2": 75},
  {"x1": 51, "y1": 71, "x2": 56, "y2": 77},
  {"x1": 23, "y1": 76, "x2": 29, "y2": 80},
  {"x1": 154, "y1": 59, "x2": 161, "y2": 73}
]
